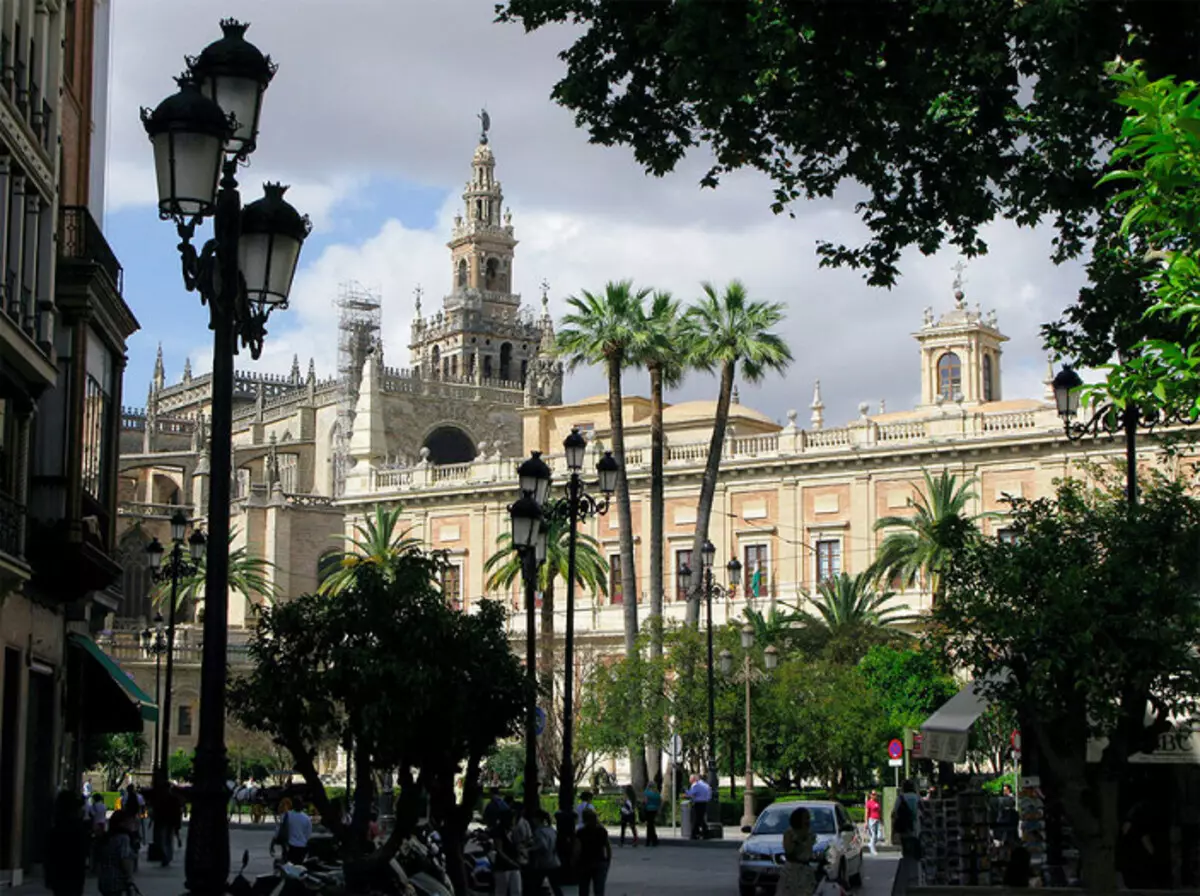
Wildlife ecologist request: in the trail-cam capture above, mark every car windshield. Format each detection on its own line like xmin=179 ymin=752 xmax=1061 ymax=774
xmin=753 ymin=806 xmax=836 ymax=836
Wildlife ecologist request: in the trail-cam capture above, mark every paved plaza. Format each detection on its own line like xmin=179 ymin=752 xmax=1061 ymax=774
xmin=13 ymin=825 xmax=901 ymax=896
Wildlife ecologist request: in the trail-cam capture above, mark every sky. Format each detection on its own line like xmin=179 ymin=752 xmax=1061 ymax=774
xmin=107 ymin=0 xmax=1086 ymax=427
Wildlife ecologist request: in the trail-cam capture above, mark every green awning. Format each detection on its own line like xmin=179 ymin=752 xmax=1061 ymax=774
xmin=68 ymin=633 xmax=158 ymax=723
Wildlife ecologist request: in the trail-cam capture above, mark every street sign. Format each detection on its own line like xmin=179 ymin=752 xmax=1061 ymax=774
xmin=1011 ymin=729 xmax=1021 ymax=751
xmin=535 ymin=707 xmax=546 ymax=736
xmin=888 ymin=758 xmax=903 ymax=767
xmin=669 ymin=734 xmax=683 ymax=757
xmin=887 ymin=739 xmax=904 ymax=760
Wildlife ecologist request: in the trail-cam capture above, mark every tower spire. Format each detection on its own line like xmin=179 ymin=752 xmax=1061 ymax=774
xmin=810 ymin=379 xmax=825 ymax=430
xmin=153 ymin=342 xmax=165 ymax=391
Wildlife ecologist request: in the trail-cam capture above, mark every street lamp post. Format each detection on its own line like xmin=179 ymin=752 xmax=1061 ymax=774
xmin=512 ymin=431 xmax=618 ymax=863
xmin=145 ymin=511 xmax=206 ymax=792
xmin=142 ymin=20 xmax=310 ymax=896
xmin=1052 ymin=365 xmax=1195 ymax=507
xmin=510 ymin=452 xmax=552 ymax=817
xmin=720 ymin=626 xmax=778 ymax=828
xmin=141 ymin=612 xmax=167 ymax=773
xmin=683 ymin=544 xmax=741 ymax=834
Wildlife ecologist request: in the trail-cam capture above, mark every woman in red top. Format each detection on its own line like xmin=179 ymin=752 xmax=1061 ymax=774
xmin=864 ymin=791 xmax=882 ymax=856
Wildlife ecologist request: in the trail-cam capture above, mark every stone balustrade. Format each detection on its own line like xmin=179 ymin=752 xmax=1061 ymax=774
xmin=352 ymin=404 xmax=1064 ymax=498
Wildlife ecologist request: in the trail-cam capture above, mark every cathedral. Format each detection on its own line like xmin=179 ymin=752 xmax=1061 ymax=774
xmin=106 ymin=130 xmax=1159 ymax=766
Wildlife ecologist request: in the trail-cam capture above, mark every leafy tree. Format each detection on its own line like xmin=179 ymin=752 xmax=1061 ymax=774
xmin=496 ymin=1 xmax=1200 ymax=291
xmin=683 ymin=281 xmax=791 ymax=627
xmin=578 ymin=627 xmax=670 ymax=766
xmin=167 ymin=748 xmax=194 ymax=784
xmin=1083 ymin=63 xmax=1200 ymax=419
xmin=229 ymin=555 xmax=525 ymax=891
xmin=933 ymin=478 xmax=1200 ymax=892
xmin=803 ymin=572 xmax=914 ymax=663
xmin=858 ymin=644 xmax=957 ymax=735
xmin=757 ymin=657 xmax=889 ymax=794
xmin=870 ymin=469 xmax=989 ymax=606
xmin=317 ymin=505 xmax=420 ymax=596
xmin=484 ymin=515 xmax=607 ymax=698
xmin=482 ymin=742 xmax=525 ymax=786
xmin=153 ymin=528 xmax=275 ymax=613
xmin=90 ymin=733 xmax=147 ymax=791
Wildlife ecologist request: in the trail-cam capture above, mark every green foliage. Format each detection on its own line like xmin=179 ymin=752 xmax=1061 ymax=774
xmin=230 ymin=551 xmax=526 ymax=855
xmin=934 ymin=477 xmax=1200 ymax=888
xmin=482 ymin=742 xmax=525 ymax=786
xmin=153 ymin=528 xmax=276 ymax=611
xmin=497 ymin=2 xmax=1200 ymax=288
xmin=803 ymin=572 xmax=915 ymax=663
xmin=317 ymin=505 xmax=420 ymax=596
xmin=1079 ymin=63 xmax=1200 ymax=419
xmin=89 ymin=733 xmax=147 ymax=791
xmin=757 ymin=657 xmax=889 ymax=794
xmin=870 ymin=469 xmax=991 ymax=605
xmin=578 ymin=629 xmax=669 ymax=759
xmin=167 ymin=749 xmax=194 ymax=783
xmin=685 ymin=281 xmax=792 ymax=385
xmin=858 ymin=644 xmax=957 ymax=735
xmin=484 ymin=514 xmax=607 ymax=598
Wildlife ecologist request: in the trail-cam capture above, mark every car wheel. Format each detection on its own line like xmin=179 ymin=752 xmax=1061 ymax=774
xmin=849 ymin=856 xmax=863 ymax=889
xmin=838 ymin=858 xmax=848 ymax=887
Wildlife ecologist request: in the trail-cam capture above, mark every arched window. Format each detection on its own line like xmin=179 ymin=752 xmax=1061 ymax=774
xmin=520 ymin=359 xmax=528 ymax=385
xmin=456 ymin=259 xmax=467 ymax=288
xmin=483 ymin=355 xmax=493 ymax=379
xmin=937 ymin=352 xmax=962 ymax=400
xmin=982 ymin=354 xmax=994 ymax=402
xmin=450 ymin=355 xmax=458 ymax=378
xmin=475 ymin=199 xmax=483 ymax=220
xmin=430 ymin=345 xmax=441 ymax=380
xmin=499 ymin=343 xmax=513 ymax=381
xmin=485 ymin=258 xmax=499 ymax=291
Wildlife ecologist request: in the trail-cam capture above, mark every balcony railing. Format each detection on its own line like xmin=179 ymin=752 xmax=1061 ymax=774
xmin=59 ymin=206 xmax=124 ymax=295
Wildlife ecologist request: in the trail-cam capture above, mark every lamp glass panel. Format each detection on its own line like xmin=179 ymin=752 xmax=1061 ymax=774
xmin=565 ymin=442 xmax=585 ymax=471
xmin=741 ymin=626 xmax=754 ymax=650
xmin=511 ymin=512 xmax=536 ymax=549
xmin=152 ymin=132 xmax=222 ymax=217
xmin=720 ymin=650 xmax=733 ymax=675
xmin=201 ymin=74 xmax=261 ymax=150
xmin=239 ymin=232 xmax=302 ymax=308
xmin=764 ymin=646 xmax=779 ymax=670
xmin=170 ymin=514 xmax=187 ymax=543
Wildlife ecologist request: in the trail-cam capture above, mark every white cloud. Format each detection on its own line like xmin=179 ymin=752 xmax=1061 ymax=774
xmin=117 ymin=0 xmax=1088 ymax=424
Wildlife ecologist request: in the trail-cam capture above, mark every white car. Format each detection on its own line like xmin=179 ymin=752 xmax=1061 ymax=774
xmin=737 ymin=800 xmax=864 ymax=894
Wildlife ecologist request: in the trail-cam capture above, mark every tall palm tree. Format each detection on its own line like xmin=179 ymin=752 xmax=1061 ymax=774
xmin=152 ymin=528 xmax=276 ymax=613
xmin=557 ymin=280 xmax=649 ymax=654
xmin=869 ymin=469 xmax=991 ymax=606
xmin=628 ymin=291 xmax=691 ymax=659
xmin=484 ymin=515 xmax=608 ymax=697
xmin=684 ymin=280 xmax=792 ymax=627
xmin=317 ymin=505 xmax=421 ymax=596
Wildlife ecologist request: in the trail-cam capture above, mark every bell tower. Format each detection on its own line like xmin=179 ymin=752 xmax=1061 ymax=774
xmin=408 ymin=113 xmax=543 ymax=387
xmin=915 ymin=264 xmax=1008 ymax=407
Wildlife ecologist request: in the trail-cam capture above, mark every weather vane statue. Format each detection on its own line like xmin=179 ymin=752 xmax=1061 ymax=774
xmin=478 ymin=107 xmax=491 ymax=144
xmin=951 ymin=259 xmax=968 ymax=307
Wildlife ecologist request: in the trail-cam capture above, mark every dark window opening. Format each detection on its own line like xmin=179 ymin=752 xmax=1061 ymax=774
xmin=938 ymin=352 xmax=962 ymax=400
xmin=423 ymin=426 xmax=476 ymax=465
xmin=177 ymin=705 xmax=193 ymax=737
xmin=610 ymin=554 xmax=623 ymax=604
xmin=499 ymin=343 xmax=512 ymax=381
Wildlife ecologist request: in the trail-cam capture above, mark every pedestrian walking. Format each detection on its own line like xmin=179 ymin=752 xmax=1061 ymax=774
xmin=94 ymin=812 xmax=135 ymax=896
xmin=152 ymin=786 xmax=183 ymax=867
xmin=574 ymin=808 xmax=611 ymax=896
xmin=45 ymin=791 xmax=89 ymax=896
xmin=641 ymin=781 xmax=661 ymax=847
xmin=524 ymin=811 xmax=564 ymax=896
xmin=86 ymin=793 xmax=108 ymax=872
xmin=121 ymin=786 xmax=141 ymax=865
xmin=510 ymin=800 xmax=534 ymax=881
xmin=491 ymin=809 xmax=523 ymax=895
xmin=618 ymin=785 xmax=639 ymax=846
xmin=271 ymin=798 xmax=313 ymax=865
xmin=573 ymin=790 xmax=597 ymax=830
xmin=685 ymin=775 xmax=711 ymax=840
xmin=889 ymin=779 xmax=922 ymax=895
xmin=482 ymin=786 xmax=508 ymax=831
xmin=775 ymin=808 xmax=816 ymax=896
xmin=864 ymin=790 xmax=883 ymax=856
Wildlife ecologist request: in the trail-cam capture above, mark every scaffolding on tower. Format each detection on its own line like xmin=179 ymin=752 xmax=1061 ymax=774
xmin=333 ymin=281 xmax=383 ymax=497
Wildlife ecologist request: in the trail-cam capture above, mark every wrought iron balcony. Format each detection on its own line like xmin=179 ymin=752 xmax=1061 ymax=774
xmin=59 ymin=205 xmax=124 ymax=296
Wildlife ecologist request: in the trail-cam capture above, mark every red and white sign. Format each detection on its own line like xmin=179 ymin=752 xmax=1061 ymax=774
xmin=887 ymin=739 xmax=904 ymax=760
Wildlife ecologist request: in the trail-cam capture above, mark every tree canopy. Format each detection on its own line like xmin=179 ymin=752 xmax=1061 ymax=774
xmin=498 ymin=0 xmax=1200 ymax=288
xmin=933 ymin=477 xmax=1200 ymax=891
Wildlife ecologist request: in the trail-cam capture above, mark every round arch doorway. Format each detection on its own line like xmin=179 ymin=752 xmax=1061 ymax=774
xmin=423 ymin=426 xmax=476 ymax=465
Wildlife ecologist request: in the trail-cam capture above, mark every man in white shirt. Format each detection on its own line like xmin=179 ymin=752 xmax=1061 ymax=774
xmin=574 ymin=790 xmax=597 ymax=830
xmin=685 ymin=775 xmax=712 ymax=840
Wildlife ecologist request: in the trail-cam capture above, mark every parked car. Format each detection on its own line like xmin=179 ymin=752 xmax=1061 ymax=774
xmin=737 ymin=800 xmax=864 ymax=894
